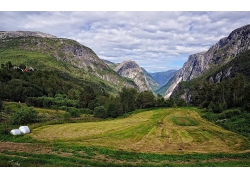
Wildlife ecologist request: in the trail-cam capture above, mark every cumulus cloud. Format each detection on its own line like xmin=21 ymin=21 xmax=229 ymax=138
xmin=0 ymin=11 xmax=250 ymax=72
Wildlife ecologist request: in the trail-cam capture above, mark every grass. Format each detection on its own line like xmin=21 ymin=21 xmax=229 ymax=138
xmin=1 ymin=107 xmax=250 ymax=167
xmin=31 ymin=107 xmax=250 ymax=154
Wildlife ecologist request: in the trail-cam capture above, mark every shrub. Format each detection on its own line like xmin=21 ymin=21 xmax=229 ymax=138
xmin=67 ymin=107 xmax=81 ymax=117
xmin=10 ymin=107 xmax=39 ymax=125
xmin=218 ymin=109 xmax=242 ymax=119
xmin=94 ymin=106 xmax=107 ymax=118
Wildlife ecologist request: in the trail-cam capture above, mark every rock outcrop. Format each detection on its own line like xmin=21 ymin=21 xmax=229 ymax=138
xmin=0 ymin=31 xmax=57 ymax=39
xmin=165 ymin=24 xmax=250 ymax=98
xmin=114 ymin=60 xmax=152 ymax=92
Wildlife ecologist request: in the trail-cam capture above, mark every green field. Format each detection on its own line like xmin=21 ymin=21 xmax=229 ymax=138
xmin=1 ymin=107 xmax=250 ymax=166
xmin=31 ymin=108 xmax=249 ymax=154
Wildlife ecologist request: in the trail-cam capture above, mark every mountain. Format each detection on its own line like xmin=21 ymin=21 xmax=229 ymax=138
xmin=102 ymin=59 xmax=118 ymax=70
xmin=0 ymin=31 xmax=137 ymax=94
xmin=141 ymin=68 xmax=160 ymax=92
xmin=114 ymin=60 xmax=152 ymax=92
xmin=164 ymin=24 xmax=250 ymax=98
xmin=150 ymin=70 xmax=178 ymax=87
xmin=103 ymin=59 xmax=159 ymax=92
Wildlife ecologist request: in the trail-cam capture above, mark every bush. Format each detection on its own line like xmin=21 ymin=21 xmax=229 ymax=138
xmin=10 ymin=107 xmax=39 ymax=125
xmin=67 ymin=107 xmax=81 ymax=117
xmin=63 ymin=112 xmax=71 ymax=120
xmin=218 ymin=109 xmax=242 ymax=119
xmin=94 ymin=106 xmax=107 ymax=118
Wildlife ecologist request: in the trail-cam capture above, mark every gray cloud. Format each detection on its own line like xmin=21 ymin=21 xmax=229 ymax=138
xmin=0 ymin=11 xmax=249 ymax=72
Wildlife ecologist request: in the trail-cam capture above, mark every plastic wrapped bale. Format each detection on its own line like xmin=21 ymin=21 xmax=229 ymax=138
xmin=10 ymin=129 xmax=22 ymax=135
xmin=19 ymin=126 xmax=30 ymax=134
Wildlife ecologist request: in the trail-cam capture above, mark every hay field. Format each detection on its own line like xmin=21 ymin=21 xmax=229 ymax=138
xmin=31 ymin=108 xmax=250 ymax=154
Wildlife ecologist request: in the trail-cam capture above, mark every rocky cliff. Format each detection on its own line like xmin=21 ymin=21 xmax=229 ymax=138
xmin=114 ymin=60 xmax=152 ymax=92
xmin=165 ymin=24 xmax=250 ymax=98
xmin=0 ymin=31 xmax=57 ymax=39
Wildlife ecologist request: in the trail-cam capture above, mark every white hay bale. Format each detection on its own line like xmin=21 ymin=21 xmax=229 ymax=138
xmin=19 ymin=126 xmax=30 ymax=134
xmin=10 ymin=129 xmax=22 ymax=135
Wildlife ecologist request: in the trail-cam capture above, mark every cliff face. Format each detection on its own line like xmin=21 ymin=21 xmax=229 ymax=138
xmin=165 ymin=24 xmax=250 ymax=98
xmin=114 ymin=60 xmax=152 ymax=92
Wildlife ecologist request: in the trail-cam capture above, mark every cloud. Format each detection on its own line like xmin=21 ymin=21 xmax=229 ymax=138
xmin=0 ymin=11 xmax=250 ymax=72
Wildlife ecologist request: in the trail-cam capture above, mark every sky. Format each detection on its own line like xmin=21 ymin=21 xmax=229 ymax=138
xmin=0 ymin=2 xmax=250 ymax=73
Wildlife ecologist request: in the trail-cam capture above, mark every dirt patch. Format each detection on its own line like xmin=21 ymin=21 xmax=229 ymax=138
xmin=0 ymin=141 xmax=52 ymax=154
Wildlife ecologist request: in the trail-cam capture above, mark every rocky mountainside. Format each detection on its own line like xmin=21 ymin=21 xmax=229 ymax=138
xmin=150 ymin=70 xmax=178 ymax=87
xmin=114 ymin=60 xmax=152 ymax=92
xmin=165 ymin=24 xmax=250 ymax=98
xmin=0 ymin=31 xmax=57 ymax=39
xmin=0 ymin=31 xmax=137 ymax=93
xmin=102 ymin=59 xmax=119 ymax=70
xmin=141 ymin=68 xmax=159 ymax=92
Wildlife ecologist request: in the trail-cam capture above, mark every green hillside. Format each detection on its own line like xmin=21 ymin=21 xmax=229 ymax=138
xmin=0 ymin=36 xmax=137 ymax=95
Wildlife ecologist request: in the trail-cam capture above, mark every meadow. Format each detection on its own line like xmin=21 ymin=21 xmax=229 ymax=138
xmin=1 ymin=106 xmax=250 ymax=167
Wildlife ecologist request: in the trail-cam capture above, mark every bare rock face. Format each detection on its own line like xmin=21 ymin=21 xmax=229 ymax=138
xmin=165 ymin=24 xmax=250 ymax=98
xmin=114 ymin=60 xmax=152 ymax=92
xmin=0 ymin=31 xmax=57 ymax=39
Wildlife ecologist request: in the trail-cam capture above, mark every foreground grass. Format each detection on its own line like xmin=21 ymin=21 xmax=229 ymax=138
xmin=31 ymin=107 xmax=250 ymax=154
xmin=1 ymin=107 xmax=250 ymax=167
xmin=1 ymin=141 xmax=250 ymax=167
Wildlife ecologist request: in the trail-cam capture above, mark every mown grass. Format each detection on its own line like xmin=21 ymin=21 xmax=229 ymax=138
xmin=1 ymin=107 xmax=250 ymax=167
xmin=1 ymin=143 xmax=250 ymax=167
xmin=31 ymin=107 xmax=250 ymax=154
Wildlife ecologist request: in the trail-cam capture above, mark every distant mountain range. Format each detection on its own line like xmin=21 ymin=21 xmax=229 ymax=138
xmin=102 ymin=59 xmax=176 ymax=93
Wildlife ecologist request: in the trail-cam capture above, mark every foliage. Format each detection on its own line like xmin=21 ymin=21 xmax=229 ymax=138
xmin=107 ymin=103 xmax=118 ymax=118
xmin=0 ymin=99 xmax=2 ymax=111
xmin=10 ymin=107 xmax=39 ymax=125
xmin=119 ymin=87 xmax=137 ymax=113
xmin=67 ymin=107 xmax=81 ymax=118
xmin=136 ymin=91 xmax=155 ymax=109
xmin=93 ymin=106 xmax=107 ymax=118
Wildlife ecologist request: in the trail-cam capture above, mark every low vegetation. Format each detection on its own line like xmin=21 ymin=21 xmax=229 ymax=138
xmin=1 ymin=103 xmax=250 ymax=167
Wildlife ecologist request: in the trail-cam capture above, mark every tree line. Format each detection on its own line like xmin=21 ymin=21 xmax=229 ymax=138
xmin=0 ymin=61 xmax=185 ymax=121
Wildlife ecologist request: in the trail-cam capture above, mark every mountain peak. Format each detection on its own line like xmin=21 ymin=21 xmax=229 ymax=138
xmin=114 ymin=60 xmax=151 ymax=92
xmin=164 ymin=23 xmax=250 ymax=99
xmin=0 ymin=31 xmax=57 ymax=39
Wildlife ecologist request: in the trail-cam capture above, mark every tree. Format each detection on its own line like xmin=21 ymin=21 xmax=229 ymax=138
xmin=156 ymin=94 xmax=166 ymax=107
xmin=79 ymin=86 xmax=96 ymax=108
xmin=176 ymin=98 xmax=187 ymax=107
xmin=136 ymin=91 xmax=155 ymax=109
xmin=94 ymin=106 xmax=107 ymax=118
xmin=107 ymin=103 xmax=118 ymax=118
xmin=120 ymin=87 xmax=137 ymax=113
xmin=10 ymin=107 xmax=39 ymax=125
